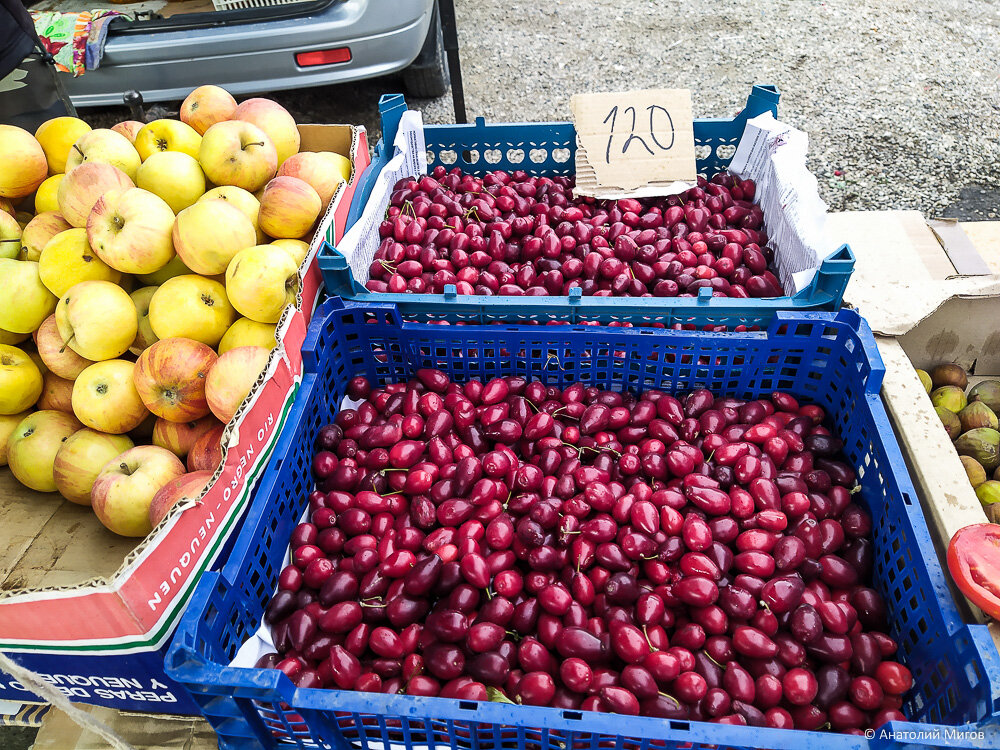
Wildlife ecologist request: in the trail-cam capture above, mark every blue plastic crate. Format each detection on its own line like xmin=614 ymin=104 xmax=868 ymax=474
xmin=167 ymin=300 xmax=1000 ymax=749
xmin=317 ymin=86 xmax=855 ymax=327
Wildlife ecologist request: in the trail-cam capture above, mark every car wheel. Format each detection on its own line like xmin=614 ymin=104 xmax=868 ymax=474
xmin=402 ymin=2 xmax=449 ymax=98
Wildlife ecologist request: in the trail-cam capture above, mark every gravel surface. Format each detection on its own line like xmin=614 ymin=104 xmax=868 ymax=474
xmin=83 ymin=0 xmax=1000 ymax=220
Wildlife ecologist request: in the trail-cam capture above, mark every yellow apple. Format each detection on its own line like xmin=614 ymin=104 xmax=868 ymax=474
xmin=0 ymin=344 xmax=43 ymax=414
xmin=0 ymin=328 xmax=29 ymax=346
xmin=327 ymin=151 xmax=353 ymax=184
xmin=0 ymin=259 xmax=57 ymax=334
xmin=72 ymin=359 xmax=149 ymax=434
xmin=136 ymin=255 xmax=193 ymax=286
xmin=152 ymin=414 xmax=220 ymax=459
xmin=258 ymin=176 xmax=322 ymax=240
xmin=20 ymin=212 xmax=72 ymax=262
xmin=233 ymin=98 xmax=300 ymax=166
xmin=270 ymin=239 xmax=309 ymax=268
xmin=172 ymin=199 xmax=256 ymax=275
xmin=0 ymin=211 xmax=21 ymax=260
xmin=55 ymin=280 xmax=137 ymax=361
xmin=180 ymin=85 xmax=237 ymax=135
xmin=130 ymin=285 xmax=159 ymax=354
xmin=87 ymin=187 xmax=176 ymax=274
xmin=65 ymin=128 xmax=141 ymax=181
xmin=39 ymin=228 xmax=122 ymax=297
xmin=135 ymin=151 xmax=206 ymax=215
xmin=219 ymin=318 xmax=276 ymax=354
xmin=57 ymin=162 xmax=134 ymax=228
xmin=149 ymin=469 xmax=213 ymax=527
xmin=134 ymin=337 xmax=218 ymax=421
xmin=7 ymin=410 xmax=82 ymax=491
xmin=36 ymin=314 xmax=92 ymax=379
xmin=135 ymin=119 xmax=202 ymax=161
xmin=0 ymin=410 xmax=31 ymax=466
xmin=34 ymin=117 xmax=91 ymax=174
xmin=111 ymin=121 xmax=144 ymax=144
xmin=0 ymin=198 xmax=14 ymax=217
xmin=148 ymin=274 xmax=235 ymax=347
xmin=206 ymin=345 xmax=270 ymax=423
xmin=34 ymin=174 xmax=63 ymax=214
xmin=53 ymin=428 xmax=134 ymax=505
xmin=225 ymin=244 xmax=299 ymax=324
xmin=198 ymin=185 xmax=265 ymax=243
xmin=37 ymin=371 xmax=75 ymax=413
xmin=91 ymin=444 xmax=185 ymax=537
xmin=278 ymin=152 xmax=347 ymax=212
xmin=0 ymin=125 xmax=48 ymax=199
xmin=198 ymin=121 xmax=277 ymax=192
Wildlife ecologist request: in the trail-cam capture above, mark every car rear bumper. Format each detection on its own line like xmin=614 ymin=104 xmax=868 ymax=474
xmin=65 ymin=0 xmax=433 ymax=106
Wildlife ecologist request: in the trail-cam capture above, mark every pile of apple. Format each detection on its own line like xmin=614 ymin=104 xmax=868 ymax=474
xmin=0 ymin=85 xmax=352 ymax=539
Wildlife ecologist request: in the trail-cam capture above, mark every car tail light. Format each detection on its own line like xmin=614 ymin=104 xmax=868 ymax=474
xmin=296 ymin=47 xmax=352 ymax=67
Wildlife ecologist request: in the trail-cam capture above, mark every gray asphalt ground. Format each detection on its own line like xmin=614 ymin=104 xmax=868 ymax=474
xmin=86 ymin=0 xmax=1000 ymax=219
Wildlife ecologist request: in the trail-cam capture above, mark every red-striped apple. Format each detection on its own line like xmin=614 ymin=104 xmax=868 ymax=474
xmin=258 ymin=176 xmax=321 ymax=239
xmin=186 ymin=422 xmax=226 ymax=472
xmin=153 ymin=414 xmax=220 ymax=458
xmin=180 ymin=86 xmax=237 ymax=135
xmin=56 ymin=162 xmax=134 ymax=228
xmin=233 ymin=98 xmax=299 ymax=166
xmin=277 ymin=152 xmax=346 ymax=212
xmin=148 ymin=469 xmax=213 ymax=527
xmin=134 ymin=337 xmax=217 ymax=421
xmin=36 ymin=314 xmax=92 ymax=379
xmin=20 ymin=212 xmax=72 ymax=262
xmin=205 ymin=345 xmax=270 ymax=424
xmin=36 ymin=371 xmax=74 ymax=413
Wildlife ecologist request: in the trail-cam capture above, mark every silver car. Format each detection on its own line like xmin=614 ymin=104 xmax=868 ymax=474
xmin=49 ymin=0 xmax=445 ymax=106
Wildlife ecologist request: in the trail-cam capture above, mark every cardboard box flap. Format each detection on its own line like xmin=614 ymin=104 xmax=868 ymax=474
xmin=828 ymin=210 xmax=1000 ymax=337
xmin=927 ymin=219 xmax=992 ymax=276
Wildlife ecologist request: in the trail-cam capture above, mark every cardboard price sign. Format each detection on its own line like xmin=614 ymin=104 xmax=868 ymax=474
xmin=572 ymin=88 xmax=697 ymax=198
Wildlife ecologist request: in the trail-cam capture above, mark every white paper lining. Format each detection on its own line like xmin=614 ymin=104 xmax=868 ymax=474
xmin=728 ymin=113 xmax=833 ymax=294
xmin=338 ymin=110 xmax=427 ymax=286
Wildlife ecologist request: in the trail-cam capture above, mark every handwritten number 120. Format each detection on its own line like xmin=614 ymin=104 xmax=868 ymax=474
xmin=603 ymin=105 xmax=675 ymax=164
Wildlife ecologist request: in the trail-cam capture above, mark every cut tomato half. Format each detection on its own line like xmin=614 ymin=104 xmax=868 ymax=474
xmin=948 ymin=523 xmax=1000 ymax=620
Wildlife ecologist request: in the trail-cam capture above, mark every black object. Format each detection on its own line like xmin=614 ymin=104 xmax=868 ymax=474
xmin=0 ymin=0 xmax=75 ymax=129
xmin=402 ymin=1 xmax=449 ymax=99
xmin=436 ymin=0 xmax=466 ymax=123
xmin=0 ymin=0 xmax=35 ymax=82
xmin=124 ymin=88 xmax=145 ymax=120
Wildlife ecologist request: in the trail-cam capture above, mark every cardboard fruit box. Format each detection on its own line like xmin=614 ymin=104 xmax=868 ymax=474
xmin=830 ymin=211 xmax=1000 ymax=648
xmin=0 ymin=124 xmax=370 ymax=714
